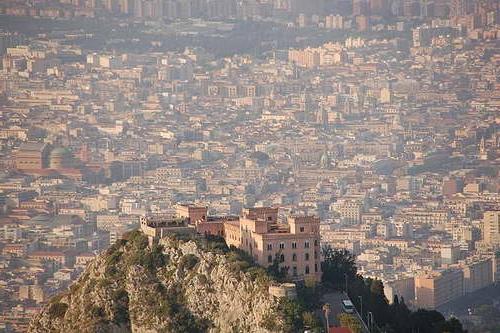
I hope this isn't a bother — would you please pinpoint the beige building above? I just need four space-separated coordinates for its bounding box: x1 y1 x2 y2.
397 208 450 226
460 257 493 294
483 211 500 248
383 276 415 304
175 204 208 224
224 207 321 282
19 285 45 303
415 269 464 309
15 142 50 170
140 214 195 241
330 199 363 225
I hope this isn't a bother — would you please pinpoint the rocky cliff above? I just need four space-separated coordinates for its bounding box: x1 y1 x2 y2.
28 232 287 333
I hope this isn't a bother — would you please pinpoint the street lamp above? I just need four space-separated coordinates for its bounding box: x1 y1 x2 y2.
367 311 374 333
322 303 331 333
358 295 363 321
344 273 348 294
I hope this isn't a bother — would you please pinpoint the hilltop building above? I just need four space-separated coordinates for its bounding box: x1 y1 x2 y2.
224 207 322 282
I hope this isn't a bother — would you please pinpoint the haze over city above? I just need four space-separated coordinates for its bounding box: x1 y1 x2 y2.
0 0 498 332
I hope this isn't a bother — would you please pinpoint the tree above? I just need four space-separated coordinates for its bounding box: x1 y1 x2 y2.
368 279 389 325
389 295 411 332
321 246 357 290
302 311 322 332
338 313 362 333
320 248 466 333
409 309 446 333
440 317 466 333
267 251 289 282
280 298 304 331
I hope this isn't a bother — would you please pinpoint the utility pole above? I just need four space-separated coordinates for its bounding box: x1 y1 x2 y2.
344 273 348 294
368 311 374 333
322 303 331 333
358 295 363 321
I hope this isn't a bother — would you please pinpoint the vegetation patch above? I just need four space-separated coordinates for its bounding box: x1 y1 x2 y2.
178 254 199 271
48 302 68 319
321 246 466 333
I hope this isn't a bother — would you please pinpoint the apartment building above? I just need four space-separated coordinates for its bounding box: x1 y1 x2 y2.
15 142 50 170
460 256 493 294
483 211 500 248
224 207 322 282
415 269 464 309
330 199 363 225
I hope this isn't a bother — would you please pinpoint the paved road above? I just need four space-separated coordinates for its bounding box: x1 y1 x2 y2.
317 291 370 333
320 291 346 326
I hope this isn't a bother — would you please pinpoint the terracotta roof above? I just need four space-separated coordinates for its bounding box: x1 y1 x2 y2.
329 328 352 333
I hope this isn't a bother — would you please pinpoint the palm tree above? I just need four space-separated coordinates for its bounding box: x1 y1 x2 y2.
322 303 331 332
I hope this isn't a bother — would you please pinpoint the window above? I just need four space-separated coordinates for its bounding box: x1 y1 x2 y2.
300 227 304 232
268 255 273 263
280 254 285 262
292 253 297 262
305 253 309 261
267 243 272 251
314 251 318 259
267 216 273 221
292 242 297 249
304 241 310 249
315 263 318 272
314 239 319 246
279 242 285 249
293 266 298 276
305 265 310 274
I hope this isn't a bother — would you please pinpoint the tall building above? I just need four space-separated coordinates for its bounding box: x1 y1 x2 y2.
441 244 461 265
384 276 415 304
450 0 472 17
369 0 388 16
356 15 369 31
15 142 50 170
353 0 369 16
461 257 493 294
419 0 434 17
483 211 500 248
415 269 464 309
433 0 449 17
331 199 363 225
224 207 322 282
380 87 392 104
403 0 420 17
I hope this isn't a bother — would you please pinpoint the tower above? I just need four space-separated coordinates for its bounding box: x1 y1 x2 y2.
479 136 488 160
320 150 331 169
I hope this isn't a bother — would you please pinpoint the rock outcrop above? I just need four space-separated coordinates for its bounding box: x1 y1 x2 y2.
28 232 286 333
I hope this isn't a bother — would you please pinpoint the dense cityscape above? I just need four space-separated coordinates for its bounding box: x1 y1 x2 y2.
0 0 498 332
